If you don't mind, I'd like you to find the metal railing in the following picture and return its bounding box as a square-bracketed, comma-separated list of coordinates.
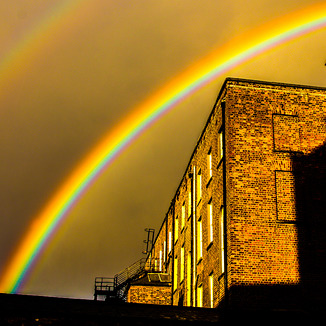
[94, 257, 165, 300]
[94, 277, 117, 301]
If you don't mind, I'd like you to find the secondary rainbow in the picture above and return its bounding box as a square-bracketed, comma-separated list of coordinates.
[1, 2, 326, 293]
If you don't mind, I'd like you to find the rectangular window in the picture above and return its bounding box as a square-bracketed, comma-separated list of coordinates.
[163, 240, 166, 262]
[207, 147, 212, 179]
[159, 250, 162, 271]
[220, 207, 225, 274]
[272, 114, 301, 152]
[209, 273, 214, 308]
[169, 232, 172, 253]
[175, 216, 179, 242]
[218, 131, 224, 160]
[180, 246, 185, 282]
[188, 192, 192, 217]
[197, 284, 203, 307]
[197, 217, 203, 260]
[174, 256, 178, 291]
[208, 198, 213, 244]
[187, 253, 191, 306]
[197, 169, 202, 203]
[181, 203, 185, 229]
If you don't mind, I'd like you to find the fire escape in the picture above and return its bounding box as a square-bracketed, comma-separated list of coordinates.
[94, 228, 158, 301]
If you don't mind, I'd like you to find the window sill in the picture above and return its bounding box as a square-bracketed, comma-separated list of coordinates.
[206, 242, 213, 251]
[206, 177, 212, 188]
[218, 272, 225, 281]
[216, 158, 223, 170]
[197, 257, 203, 265]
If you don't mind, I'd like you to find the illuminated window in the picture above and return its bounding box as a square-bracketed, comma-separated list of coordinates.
[159, 250, 162, 271]
[197, 169, 202, 202]
[181, 203, 185, 229]
[197, 217, 203, 260]
[169, 232, 172, 253]
[180, 246, 185, 282]
[175, 216, 179, 242]
[197, 284, 203, 307]
[208, 198, 213, 244]
[218, 131, 224, 160]
[220, 207, 225, 274]
[188, 192, 192, 217]
[209, 273, 214, 308]
[163, 240, 166, 262]
[207, 147, 212, 179]
[187, 253, 191, 306]
[174, 256, 178, 290]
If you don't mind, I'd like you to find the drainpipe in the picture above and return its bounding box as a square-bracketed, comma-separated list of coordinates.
[187, 171, 194, 306]
[171, 199, 175, 306]
[221, 99, 229, 310]
[192, 166, 197, 307]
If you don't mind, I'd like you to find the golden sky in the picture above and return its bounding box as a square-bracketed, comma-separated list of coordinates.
[0, 0, 325, 299]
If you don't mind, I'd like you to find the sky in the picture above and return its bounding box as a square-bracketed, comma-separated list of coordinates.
[0, 0, 326, 300]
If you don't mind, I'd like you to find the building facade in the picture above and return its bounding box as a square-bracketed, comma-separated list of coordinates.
[127, 78, 326, 310]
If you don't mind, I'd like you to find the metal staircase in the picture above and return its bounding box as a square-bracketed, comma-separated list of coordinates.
[94, 258, 159, 301]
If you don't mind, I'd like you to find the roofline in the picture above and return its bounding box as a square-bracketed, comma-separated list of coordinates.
[223, 77, 326, 92]
[150, 77, 326, 250]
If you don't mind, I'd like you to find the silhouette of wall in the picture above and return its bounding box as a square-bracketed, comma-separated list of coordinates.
[293, 140, 326, 310]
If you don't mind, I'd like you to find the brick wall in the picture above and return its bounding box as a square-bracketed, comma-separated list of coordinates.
[127, 285, 171, 305]
[225, 79, 326, 309]
[144, 78, 326, 310]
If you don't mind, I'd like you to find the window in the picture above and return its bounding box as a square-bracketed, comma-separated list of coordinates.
[159, 250, 162, 271]
[187, 253, 191, 306]
[174, 256, 178, 290]
[220, 207, 225, 274]
[272, 114, 301, 152]
[163, 240, 166, 262]
[181, 203, 185, 229]
[197, 169, 202, 203]
[197, 217, 203, 260]
[209, 273, 214, 308]
[180, 246, 185, 282]
[208, 198, 213, 244]
[197, 284, 203, 307]
[175, 216, 179, 242]
[169, 232, 172, 253]
[188, 192, 192, 217]
[207, 147, 212, 179]
[218, 131, 224, 160]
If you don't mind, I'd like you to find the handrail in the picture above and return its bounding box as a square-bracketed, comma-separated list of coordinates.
[114, 258, 146, 289]
[94, 257, 164, 300]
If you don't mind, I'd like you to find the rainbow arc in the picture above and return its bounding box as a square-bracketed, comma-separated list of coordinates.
[1, 2, 326, 293]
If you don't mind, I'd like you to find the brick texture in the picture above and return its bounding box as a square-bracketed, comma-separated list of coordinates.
[137, 78, 326, 310]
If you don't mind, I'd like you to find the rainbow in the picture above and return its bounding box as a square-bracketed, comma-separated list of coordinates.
[1, 2, 326, 294]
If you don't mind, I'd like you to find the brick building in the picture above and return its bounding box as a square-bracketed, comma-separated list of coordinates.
[127, 78, 326, 310]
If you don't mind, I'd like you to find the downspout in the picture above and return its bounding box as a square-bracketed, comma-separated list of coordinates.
[188, 171, 194, 306]
[221, 99, 229, 310]
[192, 165, 197, 307]
[171, 199, 175, 305]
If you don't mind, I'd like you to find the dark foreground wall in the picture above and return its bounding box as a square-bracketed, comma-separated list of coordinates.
[0, 293, 323, 325]
[0, 293, 218, 325]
